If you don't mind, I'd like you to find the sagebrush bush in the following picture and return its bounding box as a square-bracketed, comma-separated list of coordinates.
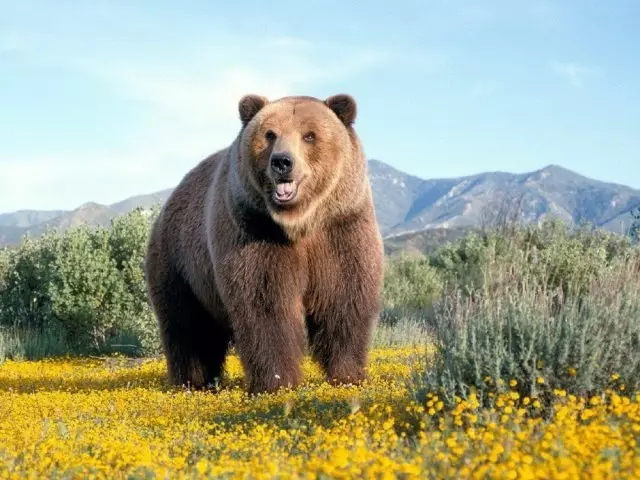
[372, 314, 431, 347]
[431, 218, 634, 298]
[414, 234, 640, 408]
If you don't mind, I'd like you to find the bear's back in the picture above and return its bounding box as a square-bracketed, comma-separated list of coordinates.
[148, 148, 229, 309]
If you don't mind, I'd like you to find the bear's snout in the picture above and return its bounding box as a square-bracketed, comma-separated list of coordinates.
[268, 151, 303, 205]
[270, 151, 294, 178]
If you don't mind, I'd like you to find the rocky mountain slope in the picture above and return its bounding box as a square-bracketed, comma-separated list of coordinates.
[1, 160, 638, 247]
[369, 161, 640, 237]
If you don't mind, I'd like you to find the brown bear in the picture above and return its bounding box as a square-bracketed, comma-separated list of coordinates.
[144, 93, 384, 394]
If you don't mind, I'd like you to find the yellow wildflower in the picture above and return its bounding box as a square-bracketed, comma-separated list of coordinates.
[0, 346, 638, 479]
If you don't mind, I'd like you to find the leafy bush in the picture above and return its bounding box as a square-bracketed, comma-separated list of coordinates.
[0, 248, 9, 292]
[107, 208, 160, 353]
[0, 328, 17, 363]
[414, 235, 640, 409]
[431, 218, 634, 299]
[429, 231, 490, 292]
[383, 253, 443, 310]
[0, 234, 59, 333]
[0, 208, 160, 359]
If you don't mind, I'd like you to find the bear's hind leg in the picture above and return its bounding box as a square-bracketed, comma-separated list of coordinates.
[151, 271, 231, 390]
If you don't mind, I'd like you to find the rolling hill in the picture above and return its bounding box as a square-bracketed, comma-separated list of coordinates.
[1, 160, 638, 248]
[0, 210, 67, 229]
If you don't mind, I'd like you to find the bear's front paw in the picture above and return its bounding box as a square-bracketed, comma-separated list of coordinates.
[247, 368, 302, 395]
[327, 366, 366, 388]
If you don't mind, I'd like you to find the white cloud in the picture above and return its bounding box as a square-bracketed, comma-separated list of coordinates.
[552, 61, 600, 88]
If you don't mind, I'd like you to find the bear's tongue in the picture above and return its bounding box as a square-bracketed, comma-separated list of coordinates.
[276, 182, 294, 196]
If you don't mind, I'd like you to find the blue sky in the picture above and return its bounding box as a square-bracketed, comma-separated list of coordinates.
[1, 0, 639, 213]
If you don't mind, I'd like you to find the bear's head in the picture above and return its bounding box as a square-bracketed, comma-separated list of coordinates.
[236, 94, 364, 233]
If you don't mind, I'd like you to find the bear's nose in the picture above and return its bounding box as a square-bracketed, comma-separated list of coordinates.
[270, 153, 294, 176]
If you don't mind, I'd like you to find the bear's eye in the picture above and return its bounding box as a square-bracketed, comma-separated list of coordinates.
[303, 132, 315, 143]
[265, 130, 277, 142]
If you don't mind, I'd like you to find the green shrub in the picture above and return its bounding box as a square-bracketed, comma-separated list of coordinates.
[429, 231, 489, 292]
[48, 225, 132, 350]
[413, 243, 640, 409]
[382, 253, 442, 312]
[430, 218, 634, 299]
[372, 313, 432, 348]
[0, 208, 160, 357]
[0, 327, 18, 364]
[107, 208, 160, 353]
[0, 234, 59, 332]
[0, 248, 9, 292]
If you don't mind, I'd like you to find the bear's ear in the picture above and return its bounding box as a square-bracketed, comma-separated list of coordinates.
[239, 94, 269, 126]
[325, 94, 357, 127]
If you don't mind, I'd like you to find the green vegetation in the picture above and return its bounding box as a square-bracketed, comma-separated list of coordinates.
[414, 228, 640, 408]
[391, 219, 639, 407]
[1, 208, 639, 407]
[383, 253, 443, 310]
[631, 207, 640, 243]
[0, 208, 159, 361]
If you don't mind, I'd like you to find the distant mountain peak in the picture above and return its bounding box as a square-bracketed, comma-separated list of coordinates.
[540, 164, 568, 172]
[1, 161, 639, 247]
[76, 202, 107, 210]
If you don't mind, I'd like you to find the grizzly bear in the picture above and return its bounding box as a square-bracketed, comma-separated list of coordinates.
[144, 93, 384, 394]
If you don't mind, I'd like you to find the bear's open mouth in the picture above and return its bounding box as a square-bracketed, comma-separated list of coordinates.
[273, 181, 298, 204]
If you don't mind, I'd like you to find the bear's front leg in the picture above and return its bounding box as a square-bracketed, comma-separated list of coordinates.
[307, 295, 380, 387]
[216, 243, 307, 394]
[306, 220, 384, 387]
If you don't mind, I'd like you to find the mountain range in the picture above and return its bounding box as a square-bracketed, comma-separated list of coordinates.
[1, 160, 639, 248]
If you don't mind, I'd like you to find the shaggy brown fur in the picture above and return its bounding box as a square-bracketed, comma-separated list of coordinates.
[145, 94, 384, 394]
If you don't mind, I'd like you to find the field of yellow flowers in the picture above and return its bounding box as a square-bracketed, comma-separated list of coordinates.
[1, 346, 639, 479]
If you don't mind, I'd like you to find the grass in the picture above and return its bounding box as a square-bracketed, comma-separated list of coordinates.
[1, 348, 639, 479]
[372, 310, 432, 347]
[0, 317, 428, 365]
[0, 327, 147, 364]
[0, 327, 69, 363]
